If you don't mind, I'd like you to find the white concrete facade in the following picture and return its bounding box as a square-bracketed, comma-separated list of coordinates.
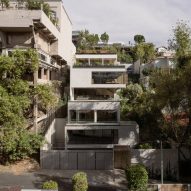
[66, 53, 139, 150]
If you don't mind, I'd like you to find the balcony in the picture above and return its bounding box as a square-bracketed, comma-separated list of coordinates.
[0, 9, 60, 41]
[74, 54, 124, 68]
[68, 101, 120, 125]
[74, 88, 119, 101]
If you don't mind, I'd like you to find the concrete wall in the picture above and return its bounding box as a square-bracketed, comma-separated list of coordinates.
[70, 67, 126, 90]
[54, 118, 66, 148]
[45, 0, 76, 65]
[42, 118, 66, 150]
[42, 119, 56, 150]
[118, 121, 139, 147]
[131, 149, 179, 180]
[68, 101, 120, 111]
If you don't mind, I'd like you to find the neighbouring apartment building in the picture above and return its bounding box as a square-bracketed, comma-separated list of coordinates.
[0, 0, 76, 131]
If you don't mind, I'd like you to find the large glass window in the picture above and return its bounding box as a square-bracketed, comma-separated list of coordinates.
[97, 110, 118, 122]
[74, 88, 116, 100]
[70, 110, 94, 123]
[67, 130, 118, 144]
[92, 72, 126, 84]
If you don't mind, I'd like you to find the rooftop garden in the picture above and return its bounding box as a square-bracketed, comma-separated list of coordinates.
[75, 30, 156, 63]
[0, 0, 59, 28]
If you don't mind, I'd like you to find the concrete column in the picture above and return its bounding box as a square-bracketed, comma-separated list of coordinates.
[77, 111, 80, 122]
[70, 88, 74, 101]
[117, 110, 120, 123]
[41, 68, 44, 79]
[65, 127, 68, 150]
[188, 184, 190, 191]
[68, 109, 71, 123]
[47, 69, 50, 80]
[94, 110, 97, 123]
[102, 58, 104, 65]
[33, 70, 38, 134]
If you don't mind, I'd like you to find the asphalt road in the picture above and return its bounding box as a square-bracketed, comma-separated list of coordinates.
[0, 171, 126, 191]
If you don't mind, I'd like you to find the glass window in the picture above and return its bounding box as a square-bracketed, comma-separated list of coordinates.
[92, 72, 126, 84]
[97, 110, 118, 122]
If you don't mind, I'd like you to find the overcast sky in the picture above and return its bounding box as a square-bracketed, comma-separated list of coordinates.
[63, 0, 191, 46]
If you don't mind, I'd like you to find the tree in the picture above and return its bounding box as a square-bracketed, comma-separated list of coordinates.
[0, 0, 9, 8]
[118, 83, 162, 142]
[0, 49, 57, 164]
[134, 42, 155, 63]
[100, 32, 109, 44]
[169, 21, 191, 59]
[77, 30, 100, 50]
[134, 34, 145, 44]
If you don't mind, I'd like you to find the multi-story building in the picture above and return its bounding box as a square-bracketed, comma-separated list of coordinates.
[0, 0, 76, 131]
[65, 53, 139, 151]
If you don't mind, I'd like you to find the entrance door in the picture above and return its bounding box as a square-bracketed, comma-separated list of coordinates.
[114, 146, 130, 169]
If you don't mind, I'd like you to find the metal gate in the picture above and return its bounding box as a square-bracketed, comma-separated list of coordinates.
[40, 150, 113, 170]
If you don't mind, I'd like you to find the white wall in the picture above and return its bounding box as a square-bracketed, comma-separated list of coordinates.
[70, 68, 126, 89]
[45, 0, 76, 65]
[68, 101, 120, 111]
[131, 149, 179, 179]
[118, 121, 139, 147]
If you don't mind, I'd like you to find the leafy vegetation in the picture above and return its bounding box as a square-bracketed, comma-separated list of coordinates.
[0, 0, 9, 8]
[134, 42, 155, 63]
[72, 172, 88, 191]
[126, 164, 148, 191]
[134, 34, 145, 44]
[100, 32, 109, 44]
[42, 180, 58, 190]
[0, 49, 57, 164]
[119, 21, 191, 148]
[0, 127, 44, 163]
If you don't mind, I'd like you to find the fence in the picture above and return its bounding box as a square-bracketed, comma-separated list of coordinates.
[40, 150, 113, 170]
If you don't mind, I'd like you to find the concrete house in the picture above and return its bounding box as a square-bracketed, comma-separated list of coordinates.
[41, 52, 139, 170]
[0, 0, 76, 131]
[66, 53, 139, 150]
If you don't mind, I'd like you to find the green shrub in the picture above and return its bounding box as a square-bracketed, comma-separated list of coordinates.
[126, 164, 148, 191]
[139, 143, 152, 149]
[42, 180, 58, 190]
[0, 127, 44, 163]
[72, 172, 88, 191]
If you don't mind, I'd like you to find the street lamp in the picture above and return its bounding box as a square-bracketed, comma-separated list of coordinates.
[157, 140, 164, 184]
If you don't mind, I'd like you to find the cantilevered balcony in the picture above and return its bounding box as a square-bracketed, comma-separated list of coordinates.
[0, 9, 60, 41]
[68, 100, 121, 125]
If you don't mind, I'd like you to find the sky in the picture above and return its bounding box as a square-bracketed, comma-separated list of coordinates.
[63, 0, 191, 47]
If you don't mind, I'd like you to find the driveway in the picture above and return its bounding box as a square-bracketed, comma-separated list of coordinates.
[0, 169, 127, 191]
